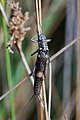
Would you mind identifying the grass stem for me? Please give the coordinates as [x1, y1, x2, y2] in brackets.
[48, 62, 52, 120]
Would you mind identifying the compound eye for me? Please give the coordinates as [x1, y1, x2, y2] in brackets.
[39, 34, 46, 40]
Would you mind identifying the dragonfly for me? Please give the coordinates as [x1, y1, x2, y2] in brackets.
[31, 33, 51, 105]
[24, 2, 52, 120]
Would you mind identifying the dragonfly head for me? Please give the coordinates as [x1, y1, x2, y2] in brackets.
[38, 34, 51, 48]
[31, 34, 51, 49]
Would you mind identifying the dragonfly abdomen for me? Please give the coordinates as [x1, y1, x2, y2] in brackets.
[34, 55, 46, 97]
[34, 76, 43, 96]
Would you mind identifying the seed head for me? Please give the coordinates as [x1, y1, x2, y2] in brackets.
[7, 1, 31, 53]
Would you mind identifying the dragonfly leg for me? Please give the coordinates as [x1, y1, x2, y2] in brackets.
[29, 65, 36, 77]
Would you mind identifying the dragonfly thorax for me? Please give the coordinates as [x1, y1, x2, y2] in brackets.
[38, 34, 49, 50]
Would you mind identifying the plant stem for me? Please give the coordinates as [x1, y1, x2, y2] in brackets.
[48, 62, 52, 120]
[76, 0, 80, 119]
[35, 0, 44, 120]
[0, 2, 9, 26]
[43, 80, 48, 120]
[1, 0, 16, 120]
[35, 0, 49, 120]
[17, 45, 34, 85]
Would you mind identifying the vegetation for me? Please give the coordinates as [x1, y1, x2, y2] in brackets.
[0, 0, 79, 120]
